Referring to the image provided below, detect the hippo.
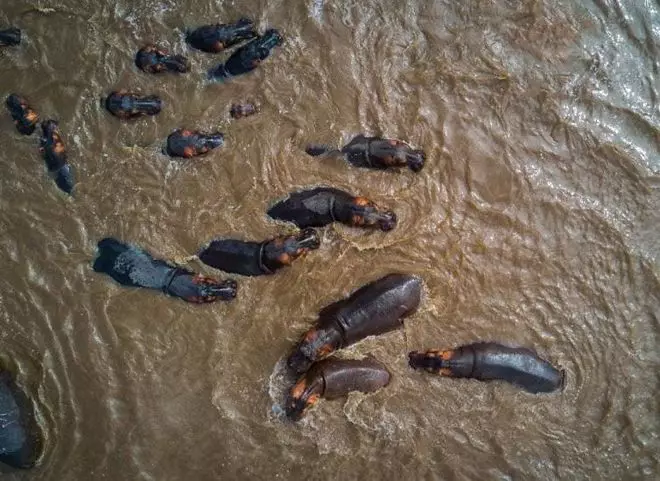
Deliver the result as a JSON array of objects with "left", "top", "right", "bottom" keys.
[
  {"left": 208, "top": 29, "right": 283, "bottom": 81},
  {"left": 0, "top": 369, "right": 42, "bottom": 469},
  {"left": 0, "top": 28, "right": 21, "bottom": 47},
  {"left": 5, "top": 94, "right": 39, "bottom": 135},
  {"left": 93, "top": 238, "right": 237, "bottom": 303},
  {"left": 267, "top": 187, "right": 397, "bottom": 232},
  {"left": 229, "top": 102, "right": 259, "bottom": 119},
  {"left": 198, "top": 228, "right": 320, "bottom": 276},
  {"left": 104, "top": 91, "right": 162, "bottom": 119},
  {"left": 39, "top": 120, "right": 74, "bottom": 195},
  {"left": 306, "top": 135, "right": 426, "bottom": 172},
  {"left": 186, "top": 17, "right": 257, "bottom": 53},
  {"left": 165, "top": 129, "right": 224, "bottom": 158},
  {"left": 408, "top": 342, "right": 566, "bottom": 394},
  {"left": 285, "top": 356, "right": 390, "bottom": 421},
  {"left": 287, "top": 273, "right": 422, "bottom": 374},
  {"left": 135, "top": 45, "right": 189, "bottom": 74}
]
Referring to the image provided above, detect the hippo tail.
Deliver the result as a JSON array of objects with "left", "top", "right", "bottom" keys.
[
  {"left": 305, "top": 144, "right": 335, "bottom": 156},
  {"left": 93, "top": 238, "right": 127, "bottom": 273}
]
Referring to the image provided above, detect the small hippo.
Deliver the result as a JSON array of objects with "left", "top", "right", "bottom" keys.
[
  {"left": 135, "top": 45, "right": 189, "bottom": 74},
  {"left": 39, "top": 120, "right": 74, "bottom": 195},
  {"left": 165, "top": 129, "right": 224, "bottom": 158},
  {"left": 229, "top": 102, "right": 259, "bottom": 119},
  {"left": 306, "top": 135, "right": 426, "bottom": 172},
  {"left": 208, "top": 29, "right": 283, "bottom": 81},
  {"left": 186, "top": 17, "right": 257, "bottom": 53},
  {"left": 5, "top": 94, "right": 39, "bottom": 135},
  {"left": 104, "top": 91, "right": 162, "bottom": 119}
]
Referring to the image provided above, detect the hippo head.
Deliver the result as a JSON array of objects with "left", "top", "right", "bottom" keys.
[
  {"left": 259, "top": 29, "right": 283, "bottom": 50},
  {"left": 285, "top": 372, "right": 325, "bottom": 421},
  {"left": 286, "top": 327, "right": 341, "bottom": 375},
  {"left": 406, "top": 149, "right": 426, "bottom": 173},
  {"left": 167, "top": 273, "right": 238, "bottom": 303},
  {"left": 349, "top": 197, "right": 397, "bottom": 232},
  {"left": 262, "top": 228, "right": 321, "bottom": 271},
  {"left": 191, "top": 276, "right": 237, "bottom": 303},
  {"left": 41, "top": 119, "right": 58, "bottom": 136},
  {"left": 408, "top": 350, "right": 454, "bottom": 376},
  {"left": 200, "top": 132, "right": 224, "bottom": 151}
]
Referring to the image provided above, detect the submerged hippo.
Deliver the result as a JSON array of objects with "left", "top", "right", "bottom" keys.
[
  {"left": 208, "top": 29, "right": 283, "bottom": 81},
  {"left": 135, "top": 45, "right": 189, "bottom": 74},
  {"left": 198, "top": 228, "right": 320, "bottom": 276},
  {"left": 104, "top": 91, "right": 162, "bottom": 119},
  {"left": 5, "top": 94, "right": 39, "bottom": 135},
  {"left": 0, "top": 369, "right": 42, "bottom": 469},
  {"left": 229, "top": 102, "right": 259, "bottom": 119},
  {"left": 285, "top": 356, "right": 390, "bottom": 421},
  {"left": 306, "top": 135, "right": 426, "bottom": 172},
  {"left": 267, "top": 187, "right": 397, "bottom": 232},
  {"left": 408, "top": 342, "right": 566, "bottom": 394},
  {"left": 39, "top": 120, "right": 74, "bottom": 195},
  {"left": 165, "top": 129, "right": 224, "bottom": 158},
  {"left": 0, "top": 28, "right": 21, "bottom": 47},
  {"left": 186, "top": 17, "right": 257, "bottom": 53},
  {"left": 93, "top": 238, "right": 237, "bottom": 303},
  {"left": 287, "top": 273, "right": 422, "bottom": 374}
]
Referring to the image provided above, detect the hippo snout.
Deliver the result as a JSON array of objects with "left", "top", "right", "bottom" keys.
[
  {"left": 378, "top": 211, "right": 397, "bottom": 232},
  {"left": 408, "top": 150, "right": 426, "bottom": 173}
]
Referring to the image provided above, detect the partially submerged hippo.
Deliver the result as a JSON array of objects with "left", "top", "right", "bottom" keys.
[
  {"left": 0, "top": 369, "right": 42, "bottom": 469},
  {"left": 93, "top": 238, "right": 237, "bottom": 303},
  {"left": 287, "top": 273, "right": 422, "bottom": 374},
  {"left": 267, "top": 187, "right": 397, "bottom": 232}
]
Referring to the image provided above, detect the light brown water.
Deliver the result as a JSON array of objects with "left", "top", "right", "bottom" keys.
[{"left": 1, "top": 0, "right": 659, "bottom": 479}]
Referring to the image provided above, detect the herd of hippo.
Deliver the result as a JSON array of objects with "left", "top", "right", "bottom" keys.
[{"left": 1, "top": 19, "right": 565, "bottom": 471}]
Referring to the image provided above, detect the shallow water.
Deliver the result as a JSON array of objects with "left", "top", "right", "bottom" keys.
[{"left": 1, "top": 0, "right": 659, "bottom": 479}]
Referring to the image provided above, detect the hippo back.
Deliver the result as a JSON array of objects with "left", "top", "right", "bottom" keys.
[
  {"left": 471, "top": 342, "right": 565, "bottom": 393},
  {"left": 198, "top": 239, "right": 264, "bottom": 276},
  {"left": 322, "top": 273, "right": 422, "bottom": 346},
  {"left": 267, "top": 187, "right": 351, "bottom": 228},
  {"left": 93, "top": 238, "right": 172, "bottom": 289}
]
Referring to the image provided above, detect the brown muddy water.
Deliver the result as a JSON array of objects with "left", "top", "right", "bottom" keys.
[{"left": 1, "top": 0, "right": 659, "bottom": 479}]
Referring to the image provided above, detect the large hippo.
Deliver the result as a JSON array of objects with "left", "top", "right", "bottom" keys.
[
  {"left": 408, "top": 342, "right": 566, "bottom": 394},
  {"left": 104, "top": 91, "right": 162, "bottom": 119},
  {"left": 165, "top": 129, "right": 224, "bottom": 158},
  {"left": 208, "top": 29, "right": 283, "bottom": 81},
  {"left": 38, "top": 120, "right": 75, "bottom": 195},
  {"left": 267, "top": 187, "right": 397, "bottom": 232},
  {"left": 0, "top": 28, "right": 21, "bottom": 47},
  {"left": 93, "top": 238, "right": 237, "bottom": 303},
  {"left": 198, "top": 228, "right": 320, "bottom": 276},
  {"left": 186, "top": 18, "right": 257, "bottom": 53},
  {"left": 306, "top": 135, "right": 426, "bottom": 172},
  {"left": 135, "top": 45, "right": 189, "bottom": 74},
  {"left": 5, "top": 94, "right": 39, "bottom": 135},
  {"left": 287, "top": 273, "right": 422, "bottom": 374},
  {"left": 285, "top": 356, "right": 391, "bottom": 421},
  {"left": 0, "top": 369, "right": 42, "bottom": 469}
]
